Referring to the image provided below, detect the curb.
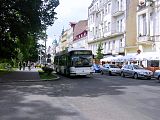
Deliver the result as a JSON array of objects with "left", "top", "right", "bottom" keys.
[{"left": 0, "top": 74, "right": 60, "bottom": 83}]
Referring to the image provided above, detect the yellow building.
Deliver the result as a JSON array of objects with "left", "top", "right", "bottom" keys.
[
  {"left": 60, "top": 29, "right": 68, "bottom": 51},
  {"left": 125, "top": 0, "right": 139, "bottom": 55}
]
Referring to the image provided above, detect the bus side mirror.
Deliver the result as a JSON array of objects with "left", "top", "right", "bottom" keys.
[{"left": 92, "top": 55, "right": 94, "bottom": 59}]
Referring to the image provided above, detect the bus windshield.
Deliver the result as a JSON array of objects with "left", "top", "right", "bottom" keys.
[{"left": 71, "top": 55, "right": 92, "bottom": 67}]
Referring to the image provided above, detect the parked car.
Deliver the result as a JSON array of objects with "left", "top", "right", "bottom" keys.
[
  {"left": 92, "top": 64, "right": 101, "bottom": 73},
  {"left": 121, "top": 64, "right": 153, "bottom": 79},
  {"left": 153, "top": 70, "right": 160, "bottom": 82},
  {"left": 101, "top": 64, "right": 121, "bottom": 75}
]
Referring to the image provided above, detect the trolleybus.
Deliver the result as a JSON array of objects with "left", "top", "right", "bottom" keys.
[{"left": 54, "top": 48, "right": 94, "bottom": 76}]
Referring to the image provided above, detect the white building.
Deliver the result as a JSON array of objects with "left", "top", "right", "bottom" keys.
[
  {"left": 88, "top": 0, "right": 126, "bottom": 57},
  {"left": 137, "top": 0, "right": 160, "bottom": 53}
]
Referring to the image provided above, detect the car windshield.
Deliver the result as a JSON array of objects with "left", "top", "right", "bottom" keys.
[
  {"left": 71, "top": 55, "right": 92, "bottom": 67},
  {"left": 133, "top": 65, "right": 144, "bottom": 69},
  {"left": 109, "top": 65, "right": 119, "bottom": 68}
]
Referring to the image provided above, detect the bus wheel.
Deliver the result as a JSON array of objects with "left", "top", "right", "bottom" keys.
[
  {"left": 65, "top": 69, "right": 70, "bottom": 77},
  {"left": 64, "top": 69, "right": 67, "bottom": 76},
  {"left": 55, "top": 68, "right": 58, "bottom": 73}
]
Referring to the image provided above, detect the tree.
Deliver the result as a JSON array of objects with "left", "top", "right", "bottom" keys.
[
  {"left": 0, "top": 0, "right": 59, "bottom": 61},
  {"left": 96, "top": 42, "right": 103, "bottom": 60}
]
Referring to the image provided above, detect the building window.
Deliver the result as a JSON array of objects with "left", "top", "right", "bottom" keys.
[
  {"left": 108, "top": 22, "right": 111, "bottom": 31},
  {"left": 104, "top": 42, "right": 106, "bottom": 53},
  {"left": 104, "top": 21, "right": 107, "bottom": 32},
  {"left": 120, "top": 0, "right": 123, "bottom": 10},
  {"left": 120, "top": 19, "right": 123, "bottom": 32},
  {"left": 120, "top": 39, "right": 123, "bottom": 47},
  {"left": 102, "top": 26, "right": 104, "bottom": 36},
  {"left": 117, "top": 1, "right": 119, "bottom": 11},
  {"left": 112, "top": 40, "right": 115, "bottom": 50},
  {"left": 108, "top": 41, "right": 111, "bottom": 50},
  {"left": 117, "top": 21, "right": 119, "bottom": 32},
  {"left": 108, "top": 3, "right": 111, "bottom": 13},
  {"left": 92, "top": 27, "right": 94, "bottom": 36},
  {"left": 96, "top": 27, "right": 98, "bottom": 37},
  {"left": 102, "top": 10, "right": 104, "bottom": 16},
  {"left": 139, "top": 14, "right": 147, "bottom": 36},
  {"left": 105, "top": 6, "right": 108, "bottom": 14}
]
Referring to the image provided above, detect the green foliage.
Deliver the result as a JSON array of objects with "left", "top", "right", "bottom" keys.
[
  {"left": 96, "top": 42, "right": 103, "bottom": 60},
  {"left": 11, "top": 58, "right": 18, "bottom": 68},
  {"left": 42, "top": 67, "right": 53, "bottom": 75},
  {"left": 0, "top": 0, "right": 59, "bottom": 60},
  {"left": 17, "top": 49, "right": 23, "bottom": 62},
  {"left": 38, "top": 70, "right": 56, "bottom": 80},
  {"left": 0, "top": 63, "right": 12, "bottom": 70}
]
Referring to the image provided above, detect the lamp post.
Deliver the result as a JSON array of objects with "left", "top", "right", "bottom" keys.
[
  {"left": 40, "top": 44, "right": 42, "bottom": 64},
  {"left": 44, "top": 30, "right": 47, "bottom": 65}
]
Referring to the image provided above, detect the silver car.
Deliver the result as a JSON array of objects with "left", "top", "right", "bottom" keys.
[
  {"left": 101, "top": 64, "right": 121, "bottom": 76},
  {"left": 153, "top": 70, "right": 160, "bottom": 82},
  {"left": 121, "top": 64, "right": 153, "bottom": 79}
]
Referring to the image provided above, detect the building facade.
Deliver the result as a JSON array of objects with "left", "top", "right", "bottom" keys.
[
  {"left": 60, "top": 29, "right": 68, "bottom": 51},
  {"left": 72, "top": 20, "right": 88, "bottom": 48},
  {"left": 137, "top": 0, "right": 160, "bottom": 54},
  {"left": 88, "top": 0, "right": 127, "bottom": 57},
  {"left": 67, "top": 22, "right": 75, "bottom": 48}
]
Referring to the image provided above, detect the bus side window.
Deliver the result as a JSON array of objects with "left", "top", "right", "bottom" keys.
[{"left": 66, "top": 56, "right": 71, "bottom": 66}]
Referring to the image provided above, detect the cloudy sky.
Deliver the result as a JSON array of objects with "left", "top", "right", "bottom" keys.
[{"left": 46, "top": 0, "right": 92, "bottom": 46}]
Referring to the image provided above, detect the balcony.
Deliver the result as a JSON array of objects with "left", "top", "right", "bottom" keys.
[
  {"left": 112, "top": 9, "right": 124, "bottom": 17},
  {"left": 137, "top": 35, "right": 153, "bottom": 44},
  {"left": 137, "top": 1, "right": 155, "bottom": 12},
  {"left": 115, "top": 47, "right": 125, "bottom": 53}
]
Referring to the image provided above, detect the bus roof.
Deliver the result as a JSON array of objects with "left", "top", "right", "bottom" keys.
[
  {"left": 67, "top": 47, "right": 91, "bottom": 52},
  {"left": 55, "top": 47, "right": 91, "bottom": 56}
]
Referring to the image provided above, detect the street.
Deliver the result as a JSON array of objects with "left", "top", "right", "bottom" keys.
[{"left": 0, "top": 74, "right": 160, "bottom": 120}]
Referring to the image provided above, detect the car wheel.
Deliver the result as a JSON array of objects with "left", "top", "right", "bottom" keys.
[
  {"left": 109, "top": 71, "right": 112, "bottom": 76},
  {"left": 157, "top": 76, "right": 160, "bottom": 83},
  {"left": 101, "top": 71, "right": 104, "bottom": 75},
  {"left": 134, "top": 73, "right": 138, "bottom": 79},
  {"left": 121, "top": 72, "right": 125, "bottom": 77}
]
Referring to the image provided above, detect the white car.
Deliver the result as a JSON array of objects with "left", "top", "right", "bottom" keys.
[
  {"left": 101, "top": 64, "right": 121, "bottom": 76},
  {"left": 153, "top": 70, "right": 160, "bottom": 82}
]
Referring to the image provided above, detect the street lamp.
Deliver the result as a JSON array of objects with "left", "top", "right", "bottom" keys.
[{"left": 44, "top": 30, "right": 47, "bottom": 65}]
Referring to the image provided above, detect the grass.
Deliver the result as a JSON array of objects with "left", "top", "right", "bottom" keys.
[
  {"left": 38, "top": 70, "right": 57, "bottom": 80},
  {"left": 0, "top": 69, "right": 12, "bottom": 77}
]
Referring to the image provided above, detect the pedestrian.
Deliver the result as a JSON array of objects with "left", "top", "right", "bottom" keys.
[
  {"left": 28, "top": 61, "right": 31, "bottom": 71},
  {"left": 23, "top": 62, "right": 26, "bottom": 70},
  {"left": 18, "top": 62, "right": 22, "bottom": 70}
]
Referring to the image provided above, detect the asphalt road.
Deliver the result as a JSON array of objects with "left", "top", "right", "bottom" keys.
[{"left": 0, "top": 73, "right": 160, "bottom": 120}]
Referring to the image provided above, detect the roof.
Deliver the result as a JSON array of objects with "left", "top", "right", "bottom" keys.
[{"left": 73, "top": 20, "right": 88, "bottom": 40}]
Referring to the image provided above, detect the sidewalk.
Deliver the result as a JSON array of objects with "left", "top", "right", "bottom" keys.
[{"left": 0, "top": 67, "right": 42, "bottom": 82}]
